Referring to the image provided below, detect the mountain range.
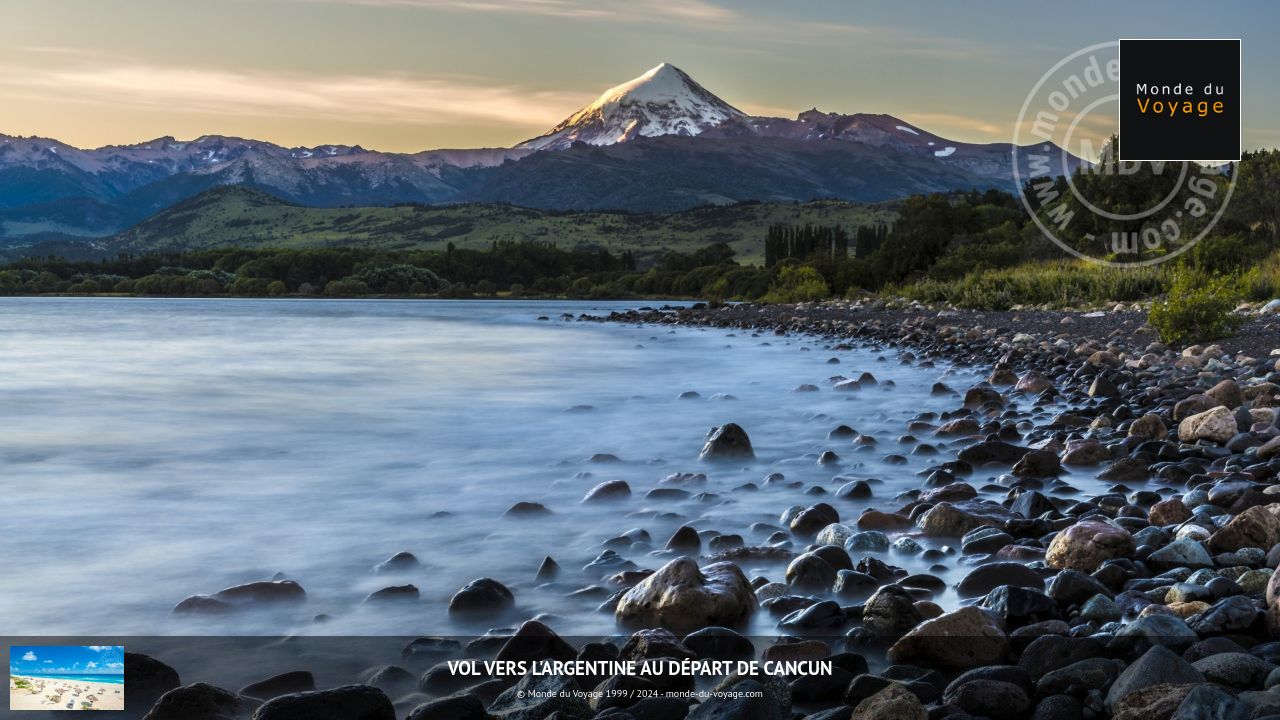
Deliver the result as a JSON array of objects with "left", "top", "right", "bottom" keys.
[{"left": 0, "top": 63, "right": 1079, "bottom": 251}]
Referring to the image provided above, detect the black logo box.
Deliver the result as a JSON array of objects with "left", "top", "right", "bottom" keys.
[{"left": 1119, "top": 39, "right": 1241, "bottom": 162}]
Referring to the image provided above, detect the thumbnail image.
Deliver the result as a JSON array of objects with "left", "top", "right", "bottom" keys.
[{"left": 9, "top": 647, "right": 124, "bottom": 712}]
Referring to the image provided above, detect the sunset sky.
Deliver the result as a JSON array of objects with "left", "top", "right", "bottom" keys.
[{"left": 2, "top": 0, "right": 1277, "bottom": 152}]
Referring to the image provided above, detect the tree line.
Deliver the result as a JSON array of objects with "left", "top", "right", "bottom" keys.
[{"left": 2, "top": 146, "right": 1278, "bottom": 305}]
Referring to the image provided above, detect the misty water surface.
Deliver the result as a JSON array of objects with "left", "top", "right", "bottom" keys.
[{"left": 0, "top": 298, "right": 1035, "bottom": 638}]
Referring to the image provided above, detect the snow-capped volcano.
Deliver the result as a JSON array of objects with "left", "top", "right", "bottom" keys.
[{"left": 517, "top": 63, "right": 745, "bottom": 151}]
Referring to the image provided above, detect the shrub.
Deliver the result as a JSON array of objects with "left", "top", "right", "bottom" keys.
[
  {"left": 1242, "top": 251, "right": 1280, "bottom": 301},
  {"left": 763, "top": 265, "right": 831, "bottom": 304},
  {"left": 352, "top": 264, "right": 447, "bottom": 293},
  {"left": 267, "top": 280, "right": 288, "bottom": 296},
  {"left": 1147, "top": 266, "right": 1243, "bottom": 345},
  {"left": 897, "top": 260, "right": 1166, "bottom": 310},
  {"left": 323, "top": 278, "right": 370, "bottom": 296},
  {"left": 186, "top": 269, "right": 235, "bottom": 287},
  {"left": 230, "top": 276, "right": 271, "bottom": 295}
]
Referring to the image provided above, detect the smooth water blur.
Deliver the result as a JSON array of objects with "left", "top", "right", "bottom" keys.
[{"left": 0, "top": 298, "right": 988, "bottom": 637}]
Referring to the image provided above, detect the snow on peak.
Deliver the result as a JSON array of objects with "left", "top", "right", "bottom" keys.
[{"left": 518, "top": 63, "right": 745, "bottom": 151}]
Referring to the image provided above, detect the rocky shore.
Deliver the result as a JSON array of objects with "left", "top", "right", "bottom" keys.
[{"left": 121, "top": 299, "right": 1280, "bottom": 719}]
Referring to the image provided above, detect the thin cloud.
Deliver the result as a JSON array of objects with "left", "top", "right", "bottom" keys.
[
  {"left": 299, "top": 0, "right": 735, "bottom": 22},
  {"left": 737, "top": 102, "right": 803, "bottom": 119},
  {"left": 295, "top": 0, "right": 878, "bottom": 39},
  {"left": 902, "top": 113, "right": 1007, "bottom": 137},
  {"left": 0, "top": 62, "right": 592, "bottom": 129}
]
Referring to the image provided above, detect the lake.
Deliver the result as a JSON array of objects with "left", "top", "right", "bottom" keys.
[{"left": 0, "top": 297, "right": 986, "bottom": 638}]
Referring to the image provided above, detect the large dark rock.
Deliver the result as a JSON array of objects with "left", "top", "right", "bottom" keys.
[
  {"left": 1031, "top": 694, "right": 1085, "bottom": 720},
  {"left": 683, "top": 626, "right": 754, "bottom": 661},
  {"left": 1012, "top": 452, "right": 1061, "bottom": 478},
  {"left": 861, "top": 585, "right": 925, "bottom": 637},
  {"left": 1189, "top": 595, "right": 1262, "bottom": 634},
  {"left": 979, "top": 585, "right": 1060, "bottom": 625},
  {"left": 785, "top": 553, "right": 837, "bottom": 592},
  {"left": 174, "top": 580, "right": 306, "bottom": 615},
  {"left": 125, "top": 652, "right": 181, "bottom": 711},
  {"left": 1046, "top": 521, "right": 1135, "bottom": 572},
  {"left": 619, "top": 628, "right": 697, "bottom": 661},
  {"left": 1169, "top": 684, "right": 1250, "bottom": 720},
  {"left": 778, "top": 600, "right": 846, "bottom": 632},
  {"left": 790, "top": 668, "right": 854, "bottom": 706},
  {"left": 583, "top": 480, "right": 632, "bottom": 503},
  {"left": 488, "top": 675, "right": 590, "bottom": 720},
  {"left": 1035, "top": 658, "right": 1123, "bottom": 697},
  {"left": 1046, "top": 569, "right": 1112, "bottom": 606},
  {"left": 240, "top": 671, "right": 315, "bottom": 701},
  {"left": 447, "top": 578, "right": 515, "bottom": 616},
  {"left": 363, "top": 584, "right": 419, "bottom": 603},
  {"left": 496, "top": 620, "right": 578, "bottom": 664},
  {"left": 406, "top": 695, "right": 487, "bottom": 720},
  {"left": 1110, "top": 613, "right": 1198, "bottom": 652},
  {"left": 365, "top": 666, "right": 415, "bottom": 696},
  {"left": 1191, "top": 652, "right": 1274, "bottom": 688},
  {"left": 143, "top": 683, "right": 245, "bottom": 720},
  {"left": 957, "top": 562, "right": 1044, "bottom": 598},
  {"left": 665, "top": 525, "right": 701, "bottom": 552},
  {"left": 615, "top": 557, "right": 755, "bottom": 633},
  {"left": 599, "top": 697, "right": 690, "bottom": 720},
  {"left": 373, "top": 551, "right": 419, "bottom": 573},
  {"left": 942, "top": 679, "right": 1030, "bottom": 720},
  {"left": 846, "top": 682, "right": 926, "bottom": 720},
  {"left": 700, "top": 424, "right": 755, "bottom": 460},
  {"left": 693, "top": 674, "right": 790, "bottom": 719},
  {"left": 887, "top": 607, "right": 1009, "bottom": 671},
  {"left": 1010, "top": 489, "right": 1056, "bottom": 517},
  {"left": 1104, "top": 646, "right": 1204, "bottom": 711},
  {"left": 1017, "top": 635, "right": 1106, "bottom": 678},
  {"left": 957, "top": 439, "right": 1026, "bottom": 465},
  {"left": 942, "top": 665, "right": 1032, "bottom": 697},
  {"left": 251, "top": 685, "right": 394, "bottom": 720},
  {"left": 790, "top": 504, "right": 840, "bottom": 536}
]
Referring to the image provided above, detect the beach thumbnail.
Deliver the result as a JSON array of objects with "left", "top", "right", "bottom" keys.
[{"left": 9, "top": 646, "right": 124, "bottom": 712}]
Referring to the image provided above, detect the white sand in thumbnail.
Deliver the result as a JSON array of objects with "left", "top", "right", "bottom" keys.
[{"left": 9, "top": 675, "right": 125, "bottom": 711}]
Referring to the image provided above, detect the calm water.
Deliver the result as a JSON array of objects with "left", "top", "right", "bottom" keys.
[{"left": 0, "top": 298, "right": 996, "bottom": 638}]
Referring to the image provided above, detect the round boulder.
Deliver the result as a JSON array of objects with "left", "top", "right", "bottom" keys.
[
  {"left": 1045, "top": 521, "right": 1135, "bottom": 572},
  {"left": 447, "top": 578, "right": 514, "bottom": 616},
  {"left": 887, "top": 606, "right": 1010, "bottom": 671},
  {"left": 699, "top": 424, "right": 754, "bottom": 460},
  {"left": 615, "top": 557, "right": 755, "bottom": 633}
]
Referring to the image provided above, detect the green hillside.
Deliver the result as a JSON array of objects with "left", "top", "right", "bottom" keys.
[{"left": 107, "top": 186, "right": 896, "bottom": 265}]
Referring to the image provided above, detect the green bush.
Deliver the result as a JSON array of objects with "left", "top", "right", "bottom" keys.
[
  {"left": 267, "top": 280, "right": 288, "bottom": 296},
  {"left": 763, "top": 265, "right": 831, "bottom": 303},
  {"left": 1147, "top": 266, "right": 1243, "bottom": 345},
  {"left": 352, "top": 264, "right": 447, "bottom": 293},
  {"left": 897, "top": 260, "right": 1166, "bottom": 310},
  {"left": 323, "top": 278, "right": 370, "bottom": 296}
]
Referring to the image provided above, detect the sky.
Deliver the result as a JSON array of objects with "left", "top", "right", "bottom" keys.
[
  {"left": 9, "top": 646, "right": 125, "bottom": 676},
  {"left": 1, "top": 0, "right": 1277, "bottom": 153}
]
